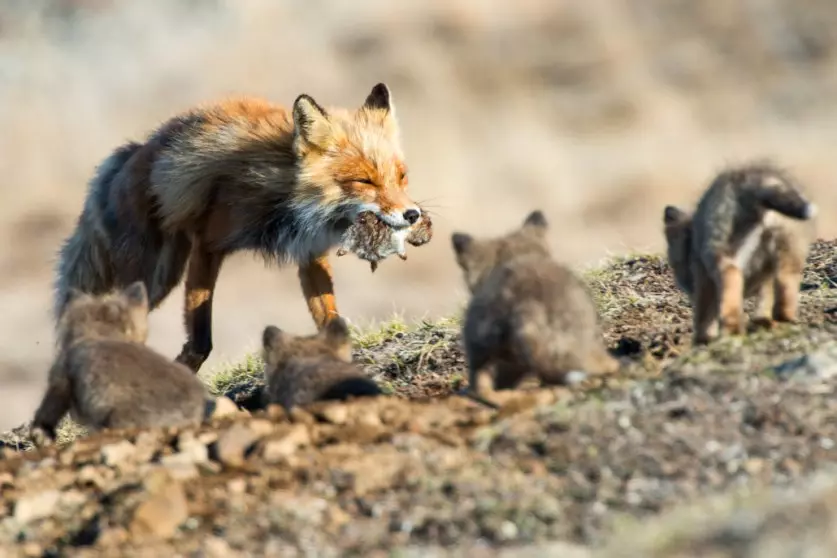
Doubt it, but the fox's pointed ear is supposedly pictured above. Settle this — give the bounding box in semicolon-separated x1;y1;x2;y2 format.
663;205;686;225
451;233;474;257
293;93;332;150
123;281;148;310
363;83;394;115
522;210;548;233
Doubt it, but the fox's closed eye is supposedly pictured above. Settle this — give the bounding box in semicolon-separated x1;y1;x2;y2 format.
355;178;375;185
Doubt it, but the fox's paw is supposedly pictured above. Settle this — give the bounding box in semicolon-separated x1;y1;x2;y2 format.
175;344;208;373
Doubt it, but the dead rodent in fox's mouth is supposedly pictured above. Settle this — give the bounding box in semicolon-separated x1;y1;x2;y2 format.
336;210;433;272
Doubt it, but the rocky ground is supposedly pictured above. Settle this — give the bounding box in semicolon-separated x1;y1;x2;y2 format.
0;241;836;557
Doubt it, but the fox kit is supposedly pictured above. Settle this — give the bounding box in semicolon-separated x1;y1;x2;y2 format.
54;83;425;372
663;162;817;345
261;317;382;411
452;210;619;399
336;209;433;272
30;281;214;444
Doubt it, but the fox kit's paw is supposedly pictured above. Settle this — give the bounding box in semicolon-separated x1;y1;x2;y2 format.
749;316;776;331
29;426;55;449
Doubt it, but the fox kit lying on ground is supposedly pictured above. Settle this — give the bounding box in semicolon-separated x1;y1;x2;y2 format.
261;317;382;411
336;209;433;272
452;210;620;401
30;282;214;445
663;162;817;345
54;83;425;372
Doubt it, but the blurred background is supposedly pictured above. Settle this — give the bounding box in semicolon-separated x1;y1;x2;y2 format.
1;0;836;430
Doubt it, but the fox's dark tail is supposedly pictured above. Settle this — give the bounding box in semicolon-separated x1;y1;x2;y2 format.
53;141;143;323
318;377;383;402
755;183;817;221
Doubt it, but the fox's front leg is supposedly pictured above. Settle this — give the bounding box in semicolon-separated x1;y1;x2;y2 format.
298;254;339;330
176;243;223;372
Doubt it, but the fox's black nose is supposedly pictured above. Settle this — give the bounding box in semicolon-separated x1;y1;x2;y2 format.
403;208;420;225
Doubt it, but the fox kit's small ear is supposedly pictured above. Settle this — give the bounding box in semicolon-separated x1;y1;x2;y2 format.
663;205;686;225
323;317;351;346
293;93;332;150
363;83;394;115
262;325;285;352
522;210;548;233
323;317;353;361
451;233;474;257
123;281;148;310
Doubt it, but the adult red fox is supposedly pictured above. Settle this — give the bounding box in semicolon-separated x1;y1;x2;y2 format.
54;83;423;371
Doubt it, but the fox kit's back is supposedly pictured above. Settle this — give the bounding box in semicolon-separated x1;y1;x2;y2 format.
663;162;817;345
452;210;619;397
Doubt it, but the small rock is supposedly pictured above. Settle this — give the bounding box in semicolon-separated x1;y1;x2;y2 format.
773;344;837;381
214;423;261;468
130;474;189;539
100;440;136;467
248;419;275;437
266;404;287;421
77;466;113;490
14;489;61;524
161;461;199;481
202;536;237;557
499;520;519;541
96;527;128;548
227;478;247;494
744;458;765;475
0;472;14;488
318;404;349;425
262;425;311;463
330;452;410;496
21;542;43;557
210;396;241;419
174;433;209;465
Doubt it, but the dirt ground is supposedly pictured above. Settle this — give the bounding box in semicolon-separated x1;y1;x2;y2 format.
0;241;835;556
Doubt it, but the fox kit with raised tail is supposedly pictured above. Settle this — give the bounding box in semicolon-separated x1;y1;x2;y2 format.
663;162;817;345
31;282;214;444
452;210;619;398
261;317;382;411
54;83;424;372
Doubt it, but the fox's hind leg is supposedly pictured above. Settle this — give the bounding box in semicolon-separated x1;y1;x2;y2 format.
298;254;339;330
176;242;223;372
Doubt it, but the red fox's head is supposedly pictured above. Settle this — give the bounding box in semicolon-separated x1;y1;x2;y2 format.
291;83;421;230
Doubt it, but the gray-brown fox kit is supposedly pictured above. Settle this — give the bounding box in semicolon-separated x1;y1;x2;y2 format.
336;209;433;272
663;162;817;345
261;317;382;411
451;210;620;400
30;281;214;444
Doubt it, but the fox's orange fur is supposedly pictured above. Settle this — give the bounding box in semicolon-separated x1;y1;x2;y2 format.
54;83;424;372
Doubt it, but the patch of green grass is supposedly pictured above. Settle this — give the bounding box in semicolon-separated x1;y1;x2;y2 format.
205;353;264;396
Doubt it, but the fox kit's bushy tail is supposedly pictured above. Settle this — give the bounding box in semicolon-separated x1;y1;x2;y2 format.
53;142;142;322
751;169;817;221
318;377;383;402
